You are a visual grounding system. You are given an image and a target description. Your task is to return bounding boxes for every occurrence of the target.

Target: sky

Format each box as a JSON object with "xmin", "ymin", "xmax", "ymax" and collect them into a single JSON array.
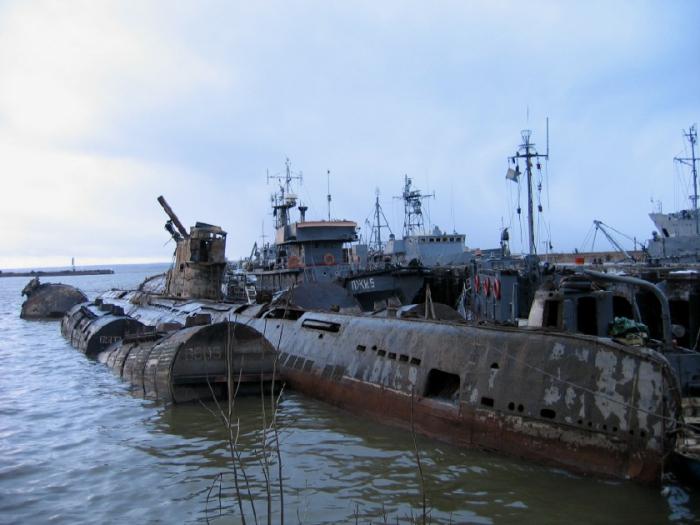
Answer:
[{"xmin": 0, "ymin": 0, "xmax": 698, "ymax": 269}]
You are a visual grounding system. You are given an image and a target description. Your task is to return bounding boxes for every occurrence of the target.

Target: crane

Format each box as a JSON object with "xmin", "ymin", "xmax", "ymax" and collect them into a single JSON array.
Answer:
[{"xmin": 592, "ymin": 220, "xmax": 636, "ymax": 262}]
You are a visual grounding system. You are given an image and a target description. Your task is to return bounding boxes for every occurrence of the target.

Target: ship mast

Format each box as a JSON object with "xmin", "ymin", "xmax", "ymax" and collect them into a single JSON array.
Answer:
[
  {"xmin": 268, "ymin": 158, "xmax": 303, "ymax": 228},
  {"xmin": 394, "ymin": 174, "xmax": 434, "ymax": 236},
  {"xmin": 674, "ymin": 124, "xmax": 698, "ymax": 234},
  {"xmin": 369, "ymin": 189, "xmax": 392, "ymax": 253},
  {"xmin": 326, "ymin": 169, "xmax": 332, "ymax": 221},
  {"xmin": 508, "ymin": 125, "xmax": 549, "ymax": 255}
]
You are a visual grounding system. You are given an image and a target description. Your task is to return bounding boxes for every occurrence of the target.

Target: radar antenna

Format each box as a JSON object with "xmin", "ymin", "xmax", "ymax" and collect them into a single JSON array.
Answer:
[
  {"xmin": 267, "ymin": 158, "xmax": 303, "ymax": 228},
  {"xmin": 674, "ymin": 124, "xmax": 699, "ymax": 234},
  {"xmin": 394, "ymin": 175, "xmax": 434, "ymax": 236}
]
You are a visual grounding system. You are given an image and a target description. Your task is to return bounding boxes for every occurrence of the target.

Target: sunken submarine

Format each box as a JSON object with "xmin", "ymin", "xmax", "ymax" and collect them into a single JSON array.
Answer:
[
  {"xmin": 21, "ymin": 277, "xmax": 88, "ymax": 319},
  {"xmin": 61, "ymin": 197, "xmax": 277, "ymax": 403}
]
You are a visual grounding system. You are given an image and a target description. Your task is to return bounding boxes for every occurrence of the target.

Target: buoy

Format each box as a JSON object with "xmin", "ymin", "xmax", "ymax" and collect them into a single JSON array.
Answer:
[{"xmin": 323, "ymin": 253, "xmax": 336, "ymax": 266}]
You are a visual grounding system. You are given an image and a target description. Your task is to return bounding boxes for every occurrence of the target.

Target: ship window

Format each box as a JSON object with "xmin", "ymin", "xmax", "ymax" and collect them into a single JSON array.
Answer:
[
  {"xmin": 480, "ymin": 397, "xmax": 494, "ymax": 407},
  {"xmin": 265, "ymin": 308, "xmax": 304, "ymax": 320},
  {"xmin": 540, "ymin": 408, "xmax": 556, "ymax": 419},
  {"xmin": 377, "ymin": 349, "xmax": 386, "ymax": 357},
  {"xmin": 199, "ymin": 240, "xmax": 210, "ymax": 262},
  {"xmin": 612, "ymin": 296, "xmax": 634, "ymax": 319},
  {"xmin": 302, "ymin": 318, "xmax": 341, "ymax": 332},
  {"xmin": 424, "ymin": 369, "xmax": 460, "ymax": 401},
  {"xmin": 399, "ymin": 354, "xmax": 409, "ymax": 362},
  {"xmin": 577, "ymin": 297, "xmax": 597, "ymax": 335},
  {"xmin": 410, "ymin": 357, "xmax": 421, "ymax": 366},
  {"xmin": 356, "ymin": 345, "xmax": 366, "ymax": 352},
  {"xmin": 388, "ymin": 352, "xmax": 396, "ymax": 360}
]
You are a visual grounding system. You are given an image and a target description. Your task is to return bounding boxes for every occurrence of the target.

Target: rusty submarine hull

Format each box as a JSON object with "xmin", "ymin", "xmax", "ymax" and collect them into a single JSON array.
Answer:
[
  {"xmin": 59, "ymin": 284, "xmax": 681, "ymax": 484},
  {"xmin": 20, "ymin": 277, "xmax": 87, "ymax": 319}
]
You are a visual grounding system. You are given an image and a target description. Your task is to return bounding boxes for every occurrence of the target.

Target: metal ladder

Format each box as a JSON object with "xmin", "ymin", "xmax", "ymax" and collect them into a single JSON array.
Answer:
[{"xmin": 245, "ymin": 285, "xmax": 257, "ymax": 304}]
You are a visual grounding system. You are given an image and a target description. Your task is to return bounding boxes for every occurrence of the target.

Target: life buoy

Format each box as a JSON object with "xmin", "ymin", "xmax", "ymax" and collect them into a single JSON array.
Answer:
[
  {"xmin": 323, "ymin": 253, "xmax": 336, "ymax": 266},
  {"xmin": 493, "ymin": 278, "xmax": 501, "ymax": 300},
  {"xmin": 288, "ymin": 255, "xmax": 301, "ymax": 269},
  {"xmin": 482, "ymin": 277, "xmax": 491, "ymax": 297},
  {"xmin": 474, "ymin": 274, "xmax": 480, "ymax": 291}
]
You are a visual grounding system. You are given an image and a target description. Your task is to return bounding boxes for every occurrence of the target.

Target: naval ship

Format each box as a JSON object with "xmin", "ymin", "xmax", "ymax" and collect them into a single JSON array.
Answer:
[
  {"xmin": 228, "ymin": 161, "xmax": 440, "ymax": 310},
  {"xmin": 647, "ymin": 124, "xmax": 700, "ymax": 263}
]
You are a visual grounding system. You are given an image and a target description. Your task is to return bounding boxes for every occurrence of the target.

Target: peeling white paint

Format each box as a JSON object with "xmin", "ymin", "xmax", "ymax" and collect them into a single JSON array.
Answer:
[
  {"xmin": 346, "ymin": 359, "xmax": 359, "ymax": 378},
  {"xmin": 574, "ymin": 348, "xmax": 590, "ymax": 362},
  {"xmin": 550, "ymin": 342, "xmax": 565, "ymax": 360},
  {"xmin": 408, "ymin": 366, "xmax": 418, "ymax": 387},
  {"xmin": 369, "ymin": 358, "xmax": 383, "ymax": 383},
  {"xmin": 469, "ymin": 387, "xmax": 479, "ymax": 404},
  {"xmin": 636, "ymin": 361, "xmax": 659, "ymax": 432},
  {"xmin": 380, "ymin": 360, "xmax": 392, "ymax": 385},
  {"xmin": 594, "ymin": 350, "xmax": 627, "ymax": 423},
  {"xmin": 488, "ymin": 368, "xmax": 499, "ymax": 389},
  {"xmin": 544, "ymin": 385, "xmax": 561, "ymax": 405},
  {"xmin": 565, "ymin": 386, "xmax": 576, "ymax": 408},
  {"xmin": 620, "ymin": 357, "xmax": 636, "ymax": 386}
]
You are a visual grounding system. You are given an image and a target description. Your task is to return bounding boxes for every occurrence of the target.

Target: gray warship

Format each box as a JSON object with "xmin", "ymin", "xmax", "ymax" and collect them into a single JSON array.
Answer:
[
  {"xmin": 228, "ymin": 160, "xmax": 438, "ymax": 310},
  {"xmin": 647, "ymin": 124, "xmax": 700, "ymax": 263}
]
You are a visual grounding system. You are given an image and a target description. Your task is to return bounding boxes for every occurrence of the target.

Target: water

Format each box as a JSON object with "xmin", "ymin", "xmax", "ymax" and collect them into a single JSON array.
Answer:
[{"xmin": 0, "ymin": 264, "xmax": 697, "ymax": 524}]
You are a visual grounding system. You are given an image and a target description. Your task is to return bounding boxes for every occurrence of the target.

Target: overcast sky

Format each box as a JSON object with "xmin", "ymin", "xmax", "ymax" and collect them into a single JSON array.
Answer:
[{"xmin": 0, "ymin": 1, "xmax": 698, "ymax": 269}]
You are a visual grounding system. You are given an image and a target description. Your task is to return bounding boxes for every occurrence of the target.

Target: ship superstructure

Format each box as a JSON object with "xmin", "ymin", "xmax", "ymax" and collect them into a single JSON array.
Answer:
[
  {"xmin": 379, "ymin": 175, "xmax": 472, "ymax": 267},
  {"xmin": 647, "ymin": 125, "xmax": 700, "ymax": 262}
]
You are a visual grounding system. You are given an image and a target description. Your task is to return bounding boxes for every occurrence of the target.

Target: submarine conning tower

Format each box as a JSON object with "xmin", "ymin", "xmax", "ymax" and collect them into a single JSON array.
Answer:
[{"xmin": 158, "ymin": 195, "xmax": 228, "ymax": 301}]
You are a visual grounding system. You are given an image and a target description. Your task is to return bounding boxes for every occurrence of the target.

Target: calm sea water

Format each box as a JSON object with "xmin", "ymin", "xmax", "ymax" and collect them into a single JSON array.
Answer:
[{"xmin": 0, "ymin": 264, "xmax": 697, "ymax": 524}]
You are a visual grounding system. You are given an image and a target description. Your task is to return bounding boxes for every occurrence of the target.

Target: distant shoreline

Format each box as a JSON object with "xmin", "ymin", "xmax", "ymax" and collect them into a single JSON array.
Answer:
[{"xmin": 0, "ymin": 269, "xmax": 115, "ymax": 278}]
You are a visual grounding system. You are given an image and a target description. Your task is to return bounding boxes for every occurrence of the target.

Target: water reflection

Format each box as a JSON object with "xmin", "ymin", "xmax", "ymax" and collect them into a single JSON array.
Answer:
[{"xmin": 153, "ymin": 392, "xmax": 698, "ymax": 524}]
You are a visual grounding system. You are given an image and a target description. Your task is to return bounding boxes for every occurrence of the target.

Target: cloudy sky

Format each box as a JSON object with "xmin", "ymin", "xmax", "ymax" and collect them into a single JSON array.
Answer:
[{"xmin": 0, "ymin": 1, "xmax": 698, "ymax": 269}]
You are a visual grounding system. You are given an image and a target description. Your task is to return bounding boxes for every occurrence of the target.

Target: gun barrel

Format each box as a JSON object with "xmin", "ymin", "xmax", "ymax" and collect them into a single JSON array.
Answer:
[{"xmin": 157, "ymin": 196, "xmax": 189, "ymax": 239}]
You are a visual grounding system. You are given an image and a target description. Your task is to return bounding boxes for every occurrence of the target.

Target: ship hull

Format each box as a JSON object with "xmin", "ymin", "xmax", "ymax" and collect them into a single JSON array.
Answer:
[
  {"xmin": 64, "ymin": 291, "xmax": 680, "ymax": 483},
  {"xmin": 244, "ymin": 311, "xmax": 679, "ymax": 483},
  {"xmin": 281, "ymin": 366, "xmax": 663, "ymax": 482}
]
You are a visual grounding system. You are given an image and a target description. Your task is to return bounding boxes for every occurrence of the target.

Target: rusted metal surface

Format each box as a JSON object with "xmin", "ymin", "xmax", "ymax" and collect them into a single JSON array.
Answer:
[
  {"xmin": 65, "ymin": 290, "xmax": 682, "ymax": 482},
  {"xmin": 85, "ymin": 319, "xmax": 276, "ymax": 403},
  {"xmin": 157, "ymin": 195, "xmax": 189, "ymax": 239},
  {"xmin": 244, "ymin": 311, "xmax": 680, "ymax": 483},
  {"xmin": 164, "ymin": 223, "xmax": 227, "ymax": 301},
  {"xmin": 61, "ymin": 302, "xmax": 144, "ymax": 356},
  {"xmin": 20, "ymin": 278, "xmax": 87, "ymax": 319}
]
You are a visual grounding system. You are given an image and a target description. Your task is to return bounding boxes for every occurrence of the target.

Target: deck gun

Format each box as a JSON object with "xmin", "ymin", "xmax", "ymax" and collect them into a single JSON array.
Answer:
[{"xmin": 157, "ymin": 195, "xmax": 189, "ymax": 241}]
